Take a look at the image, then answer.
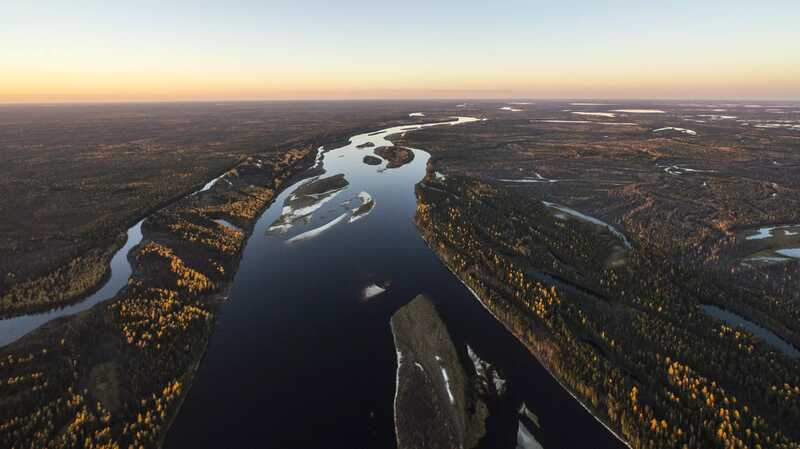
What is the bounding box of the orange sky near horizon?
[3,1,799,102]
[3,63,798,103]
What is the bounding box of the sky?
[2,0,799,102]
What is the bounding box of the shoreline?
[0,163,243,322]
[448,250,631,449]
[415,217,633,449]
[0,114,425,322]
[150,153,333,447]
[154,117,462,447]
[0,142,320,448]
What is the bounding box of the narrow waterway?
[701,305,800,359]
[0,171,234,347]
[0,220,144,346]
[165,118,626,449]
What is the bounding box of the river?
[0,171,236,347]
[701,305,800,359]
[0,219,144,346]
[165,118,626,449]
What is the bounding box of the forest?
[0,145,315,449]
[0,101,440,319]
[414,173,800,449]
[2,101,799,448]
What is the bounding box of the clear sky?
[2,0,799,102]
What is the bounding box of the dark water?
[165,119,626,449]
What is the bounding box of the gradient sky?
[2,0,799,102]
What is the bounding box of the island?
[375,146,415,169]
[390,294,488,449]
[363,155,382,165]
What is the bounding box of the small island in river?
[390,294,489,449]
[363,155,382,165]
[375,146,415,169]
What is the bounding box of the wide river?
[165,118,626,448]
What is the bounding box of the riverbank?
[0,146,318,448]
[413,172,800,449]
[413,198,631,449]
[164,116,574,449]
[0,107,440,321]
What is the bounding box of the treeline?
[415,174,800,449]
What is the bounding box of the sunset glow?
[3,0,799,102]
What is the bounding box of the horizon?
[3,0,799,102]
[3,6,800,446]
[1,96,799,106]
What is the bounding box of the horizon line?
[1,96,799,106]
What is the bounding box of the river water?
[0,171,235,347]
[165,118,626,449]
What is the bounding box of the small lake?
[701,305,800,359]
[744,224,800,241]
[738,224,800,264]
[165,118,626,449]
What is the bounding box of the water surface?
[166,118,626,449]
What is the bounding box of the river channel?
[164,118,626,449]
